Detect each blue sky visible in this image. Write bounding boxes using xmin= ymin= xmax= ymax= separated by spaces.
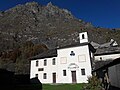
xmin=0 ymin=0 xmax=120 ymax=28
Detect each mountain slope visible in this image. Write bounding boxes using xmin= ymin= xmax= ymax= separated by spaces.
xmin=0 ymin=2 xmax=120 ymax=74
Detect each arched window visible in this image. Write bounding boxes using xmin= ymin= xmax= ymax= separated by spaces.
xmin=82 ymin=34 xmax=85 ymax=39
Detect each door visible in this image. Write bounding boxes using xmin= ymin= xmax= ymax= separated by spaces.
xmin=71 ymin=71 xmax=77 ymax=83
xmin=53 ymin=73 xmax=56 ymax=83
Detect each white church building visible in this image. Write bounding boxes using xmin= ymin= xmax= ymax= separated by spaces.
xmin=30 ymin=32 xmax=96 ymax=83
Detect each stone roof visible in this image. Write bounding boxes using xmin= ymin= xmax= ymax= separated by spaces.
xmin=30 ymin=49 xmax=57 ymax=60
xmin=93 ymin=58 xmax=120 ymax=72
xmin=93 ymin=60 xmax=112 ymax=71
xmin=58 ymin=42 xmax=88 ymax=49
xmin=90 ymin=41 xmax=100 ymax=49
xmin=95 ymin=46 xmax=120 ymax=55
xmin=58 ymin=42 xmax=96 ymax=53
xmin=99 ymin=42 xmax=112 ymax=48
xmin=30 ymin=42 xmax=96 ymax=60
xmin=91 ymin=39 xmax=118 ymax=49
xmin=91 ymin=39 xmax=120 ymax=55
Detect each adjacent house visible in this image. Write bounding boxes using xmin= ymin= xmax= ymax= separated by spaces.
xmin=91 ymin=39 xmax=120 ymax=89
xmin=93 ymin=57 xmax=120 ymax=89
xmin=91 ymin=39 xmax=120 ymax=61
xmin=30 ymin=32 xmax=96 ymax=84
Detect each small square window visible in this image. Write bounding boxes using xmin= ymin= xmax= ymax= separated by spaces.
xmin=100 ymin=57 xmax=102 ymax=60
xmin=35 ymin=74 xmax=38 ymax=77
xmin=81 ymin=69 xmax=85 ymax=75
xmin=63 ymin=70 xmax=66 ymax=76
xmin=38 ymin=68 xmax=44 ymax=71
xmin=43 ymin=73 xmax=47 ymax=79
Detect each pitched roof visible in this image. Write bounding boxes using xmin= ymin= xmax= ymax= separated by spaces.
xmin=91 ymin=39 xmax=120 ymax=55
xmin=93 ymin=60 xmax=112 ymax=71
xmin=93 ymin=57 xmax=120 ymax=72
xmin=99 ymin=39 xmax=118 ymax=48
xmin=30 ymin=49 xmax=57 ymax=60
xmin=91 ymin=41 xmax=100 ymax=49
xmin=95 ymin=46 xmax=120 ymax=55
xmin=58 ymin=42 xmax=96 ymax=53
xmin=30 ymin=42 xmax=96 ymax=60
xmin=99 ymin=42 xmax=112 ymax=48
xmin=57 ymin=42 xmax=88 ymax=49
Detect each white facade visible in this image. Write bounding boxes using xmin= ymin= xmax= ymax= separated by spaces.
xmin=30 ymin=32 xmax=95 ymax=84
xmin=95 ymin=53 xmax=120 ymax=61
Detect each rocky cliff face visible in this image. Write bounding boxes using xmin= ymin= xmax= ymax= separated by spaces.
xmin=0 ymin=2 xmax=120 ymax=74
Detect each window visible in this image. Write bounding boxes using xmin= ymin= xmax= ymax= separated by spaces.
xmin=35 ymin=74 xmax=38 ymax=77
xmin=44 ymin=59 xmax=47 ymax=66
xmin=52 ymin=58 xmax=56 ymax=65
xmin=100 ymin=57 xmax=102 ymax=61
xmin=36 ymin=61 xmax=38 ymax=67
xmin=81 ymin=69 xmax=86 ymax=75
xmin=43 ymin=73 xmax=47 ymax=79
xmin=38 ymin=68 xmax=44 ymax=71
xmin=82 ymin=34 xmax=85 ymax=39
xmin=63 ymin=70 xmax=66 ymax=76
xmin=70 ymin=51 xmax=75 ymax=56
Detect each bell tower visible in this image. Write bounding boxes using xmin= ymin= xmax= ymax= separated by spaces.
xmin=79 ymin=32 xmax=88 ymax=43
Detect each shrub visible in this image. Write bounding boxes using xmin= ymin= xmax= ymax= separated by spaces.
xmin=83 ymin=75 xmax=103 ymax=90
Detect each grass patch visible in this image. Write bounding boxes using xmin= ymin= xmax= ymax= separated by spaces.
xmin=43 ymin=84 xmax=84 ymax=90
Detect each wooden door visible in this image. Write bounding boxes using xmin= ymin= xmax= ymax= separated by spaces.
xmin=71 ymin=71 xmax=77 ymax=83
xmin=53 ymin=73 xmax=56 ymax=83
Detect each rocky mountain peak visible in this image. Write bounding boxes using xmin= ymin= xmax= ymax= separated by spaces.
xmin=0 ymin=1 xmax=120 ymax=51
xmin=25 ymin=1 xmax=39 ymax=6
xmin=45 ymin=2 xmax=74 ymax=19
xmin=47 ymin=2 xmax=53 ymax=7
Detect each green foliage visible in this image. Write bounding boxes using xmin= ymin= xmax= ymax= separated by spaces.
xmin=83 ymin=76 xmax=103 ymax=90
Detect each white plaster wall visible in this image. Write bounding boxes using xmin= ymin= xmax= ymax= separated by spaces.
xmin=108 ymin=64 xmax=120 ymax=88
xmin=30 ymin=57 xmax=58 ymax=83
xmin=95 ymin=54 xmax=120 ymax=61
xmin=57 ymin=45 xmax=92 ymax=83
